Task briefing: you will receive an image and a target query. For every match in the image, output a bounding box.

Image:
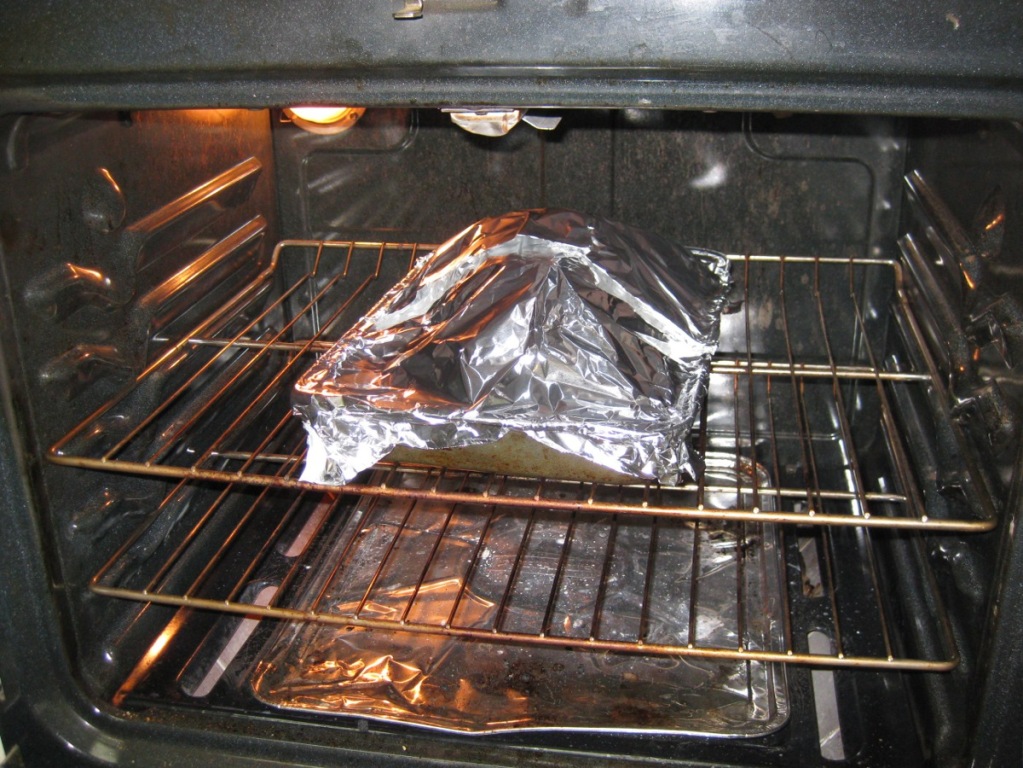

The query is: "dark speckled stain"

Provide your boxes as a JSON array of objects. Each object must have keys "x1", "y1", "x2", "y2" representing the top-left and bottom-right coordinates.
[
  {"x1": 503, "y1": 658, "x2": 561, "y2": 703},
  {"x1": 332, "y1": 36, "x2": 370, "y2": 62},
  {"x1": 564, "y1": 0, "x2": 589, "y2": 17}
]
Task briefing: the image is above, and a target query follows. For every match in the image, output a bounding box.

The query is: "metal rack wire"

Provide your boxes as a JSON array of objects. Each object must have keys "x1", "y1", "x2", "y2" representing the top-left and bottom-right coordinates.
[
  {"x1": 90, "y1": 459, "x2": 959, "y2": 671},
  {"x1": 73, "y1": 238, "x2": 973, "y2": 671},
  {"x1": 51, "y1": 239, "x2": 996, "y2": 531}
]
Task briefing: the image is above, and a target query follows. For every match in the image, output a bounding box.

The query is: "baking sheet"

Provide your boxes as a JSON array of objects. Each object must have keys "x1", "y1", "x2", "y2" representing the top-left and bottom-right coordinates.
[{"x1": 251, "y1": 457, "x2": 787, "y2": 736}]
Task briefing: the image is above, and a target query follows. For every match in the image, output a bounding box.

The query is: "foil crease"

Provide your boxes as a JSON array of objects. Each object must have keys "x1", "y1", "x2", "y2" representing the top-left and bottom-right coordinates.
[
  {"x1": 294, "y1": 209, "x2": 731, "y2": 485},
  {"x1": 250, "y1": 458, "x2": 787, "y2": 736}
]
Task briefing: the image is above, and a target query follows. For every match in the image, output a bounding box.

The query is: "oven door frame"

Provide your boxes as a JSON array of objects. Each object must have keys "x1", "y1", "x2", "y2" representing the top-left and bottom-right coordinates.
[{"x1": 0, "y1": 1, "x2": 1022, "y2": 119}]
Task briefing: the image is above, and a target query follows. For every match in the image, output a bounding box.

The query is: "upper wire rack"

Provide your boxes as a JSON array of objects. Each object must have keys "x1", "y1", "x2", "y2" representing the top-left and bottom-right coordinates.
[{"x1": 51, "y1": 239, "x2": 996, "y2": 531}]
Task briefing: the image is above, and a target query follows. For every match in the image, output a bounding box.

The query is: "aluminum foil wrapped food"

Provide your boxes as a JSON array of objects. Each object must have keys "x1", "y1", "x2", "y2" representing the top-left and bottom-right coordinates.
[{"x1": 294, "y1": 209, "x2": 731, "y2": 485}]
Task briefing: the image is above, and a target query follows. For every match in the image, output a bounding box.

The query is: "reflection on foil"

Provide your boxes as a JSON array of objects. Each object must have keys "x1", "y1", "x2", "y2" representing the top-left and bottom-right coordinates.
[
  {"x1": 250, "y1": 457, "x2": 787, "y2": 736},
  {"x1": 294, "y1": 209, "x2": 732, "y2": 486}
]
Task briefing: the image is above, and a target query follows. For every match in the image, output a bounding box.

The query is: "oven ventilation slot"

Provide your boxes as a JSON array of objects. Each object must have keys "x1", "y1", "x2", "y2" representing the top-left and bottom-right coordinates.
[
  {"x1": 51, "y1": 240, "x2": 995, "y2": 532},
  {"x1": 89, "y1": 468, "x2": 958, "y2": 672}
]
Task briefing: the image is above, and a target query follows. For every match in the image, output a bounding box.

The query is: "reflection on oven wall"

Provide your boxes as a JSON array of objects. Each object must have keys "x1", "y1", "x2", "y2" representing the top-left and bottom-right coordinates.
[{"x1": 0, "y1": 108, "x2": 281, "y2": 699}]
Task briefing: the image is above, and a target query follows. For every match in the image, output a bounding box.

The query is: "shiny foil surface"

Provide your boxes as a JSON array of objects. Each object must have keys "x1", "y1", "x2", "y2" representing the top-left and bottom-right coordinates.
[
  {"x1": 250, "y1": 458, "x2": 787, "y2": 735},
  {"x1": 294, "y1": 209, "x2": 731, "y2": 485}
]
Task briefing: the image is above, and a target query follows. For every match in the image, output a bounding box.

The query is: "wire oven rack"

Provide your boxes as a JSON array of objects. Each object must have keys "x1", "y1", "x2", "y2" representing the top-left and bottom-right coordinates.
[
  {"x1": 91, "y1": 465, "x2": 958, "y2": 672},
  {"x1": 51, "y1": 239, "x2": 996, "y2": 532}
]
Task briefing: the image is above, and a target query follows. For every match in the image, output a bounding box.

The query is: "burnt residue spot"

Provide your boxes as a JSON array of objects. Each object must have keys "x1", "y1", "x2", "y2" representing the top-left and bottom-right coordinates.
[
  {"x1": 473, "y1": 656, "x2": 563, "y2": 705},
  {"x1": 503, "y1": 658, "x2": 561, "y2": 704}
]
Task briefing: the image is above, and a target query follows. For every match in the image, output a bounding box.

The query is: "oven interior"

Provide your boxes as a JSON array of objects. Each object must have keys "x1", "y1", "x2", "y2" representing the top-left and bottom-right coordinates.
[{"x1": 0, "y1": 107, "x2": 1021, "y2": 766}]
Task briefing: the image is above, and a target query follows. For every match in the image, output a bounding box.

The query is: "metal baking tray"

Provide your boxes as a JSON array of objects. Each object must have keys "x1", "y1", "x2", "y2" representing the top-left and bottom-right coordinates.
[{"x1": 248, "y1": 457, "x2": 788, "y2": 735}]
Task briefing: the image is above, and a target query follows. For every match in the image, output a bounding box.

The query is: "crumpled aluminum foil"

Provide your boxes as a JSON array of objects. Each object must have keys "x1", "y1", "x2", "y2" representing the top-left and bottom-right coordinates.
[
  {"x1": 250, "y1": 458, "x2": 787, "y2": 736},
  {"x1": 294, "y1": 209, "x2": 731, "y2": 485}
]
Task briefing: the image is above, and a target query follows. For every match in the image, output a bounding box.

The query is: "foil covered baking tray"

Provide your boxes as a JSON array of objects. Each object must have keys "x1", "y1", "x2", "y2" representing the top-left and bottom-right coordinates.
[
  {"x1": 293, "y1": 209, "x2": 731, "y2": 486},
  {"x1": 250, "y1": 456, "x2": 787, "y2": 736}
]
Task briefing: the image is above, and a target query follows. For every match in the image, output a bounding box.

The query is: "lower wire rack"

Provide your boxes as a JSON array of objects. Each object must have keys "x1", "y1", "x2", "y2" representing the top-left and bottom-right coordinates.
[
  {"x1": 51, "y1": 240, "x2": 995, "y2": 531},
  {"x1": 91, "y1": 456, "x2": 959, "y2": 672}
]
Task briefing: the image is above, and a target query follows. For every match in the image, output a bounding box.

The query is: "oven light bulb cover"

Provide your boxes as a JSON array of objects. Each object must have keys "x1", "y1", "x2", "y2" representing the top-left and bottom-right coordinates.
[
  {"x1": 284, "y1": 106, "x2": 366, "y2": 134},
  {"x1": 445, "y1": 108, "x2": 562, "y2": 137}
]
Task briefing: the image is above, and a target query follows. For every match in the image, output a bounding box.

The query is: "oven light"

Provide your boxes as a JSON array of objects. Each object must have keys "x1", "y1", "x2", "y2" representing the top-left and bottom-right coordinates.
[
  {"x1": 284, "y1": 106, "x2": 365, "y2": 134},
  {"x1": 287, "y1": 106, "x2": 352, "y2": 124}
]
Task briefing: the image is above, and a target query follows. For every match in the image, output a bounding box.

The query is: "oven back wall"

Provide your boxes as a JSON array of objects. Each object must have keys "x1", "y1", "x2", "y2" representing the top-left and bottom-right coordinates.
[
  {"x1": 0, "y1": 108, "x2": 279, "y2": 696},
  {"x1": 273, "y1": 109, "x2": 905, "y2": 263}
]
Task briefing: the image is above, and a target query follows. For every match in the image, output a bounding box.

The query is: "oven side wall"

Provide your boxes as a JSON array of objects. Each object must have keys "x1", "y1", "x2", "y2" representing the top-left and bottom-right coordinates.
[
  {"x1": 906, "y1": 122, "x2": 1023, "y2": 768},
  {"x1": 0, "y1": 109, "x2": 282, "y2": 721}
]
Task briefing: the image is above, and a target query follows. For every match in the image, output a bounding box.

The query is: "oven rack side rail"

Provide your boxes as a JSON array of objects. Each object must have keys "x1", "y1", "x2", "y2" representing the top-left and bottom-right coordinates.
[
  {"x1": 91, "y1": 586, "x2": 956, "y2": 673},
  {"x1": 49, "y1": 239, "x2": 998, "y2": 532}
]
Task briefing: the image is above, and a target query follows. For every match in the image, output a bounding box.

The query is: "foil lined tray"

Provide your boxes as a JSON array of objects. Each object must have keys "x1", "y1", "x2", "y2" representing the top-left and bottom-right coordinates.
[{"x1": 250, "y1": 456, "x2": 787, "y2": 736}]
